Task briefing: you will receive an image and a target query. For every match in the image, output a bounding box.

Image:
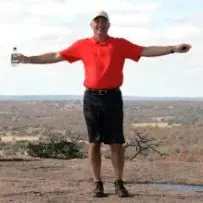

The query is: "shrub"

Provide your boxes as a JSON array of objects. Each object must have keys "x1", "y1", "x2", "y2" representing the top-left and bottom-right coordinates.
[{"x1": 27, "y1": 139, "x2": 86, "y2": 159}]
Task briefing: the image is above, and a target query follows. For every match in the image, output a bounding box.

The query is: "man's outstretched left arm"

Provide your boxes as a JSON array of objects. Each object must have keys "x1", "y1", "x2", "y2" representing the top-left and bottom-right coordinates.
[{"x1": 141, "y1": 44, "x2": 192, "y2": 57}]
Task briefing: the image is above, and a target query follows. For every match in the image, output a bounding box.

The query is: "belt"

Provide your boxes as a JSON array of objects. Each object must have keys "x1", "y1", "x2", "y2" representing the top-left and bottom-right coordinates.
[{"x1": 85, "y1": 87, "x2": 120, "y2": 95}]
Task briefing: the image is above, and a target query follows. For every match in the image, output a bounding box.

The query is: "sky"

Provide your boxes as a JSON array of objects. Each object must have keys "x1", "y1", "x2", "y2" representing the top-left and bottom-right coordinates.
[{"x1": 0, "y1": 0, "x2": 202, "y2": 97}]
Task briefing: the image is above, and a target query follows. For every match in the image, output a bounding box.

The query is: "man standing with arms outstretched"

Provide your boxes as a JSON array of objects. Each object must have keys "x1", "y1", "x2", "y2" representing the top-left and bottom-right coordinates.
[{"x1": 14, "y1": 10, "x2": 191, "y2": 198}]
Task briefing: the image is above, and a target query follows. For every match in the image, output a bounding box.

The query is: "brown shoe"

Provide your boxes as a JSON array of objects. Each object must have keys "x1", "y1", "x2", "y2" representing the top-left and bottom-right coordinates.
[
  {"x1": 114, "y1": 180, "x2": 130, "y2": 197},
  {"x1": 92, "y1": 180, "x2": 105, "y2": 197}
]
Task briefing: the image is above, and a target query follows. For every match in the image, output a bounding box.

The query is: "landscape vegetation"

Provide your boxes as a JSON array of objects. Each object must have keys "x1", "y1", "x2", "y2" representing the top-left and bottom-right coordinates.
[{"x1": 0, "y1": 97, "x2": 202, "y2": 202}]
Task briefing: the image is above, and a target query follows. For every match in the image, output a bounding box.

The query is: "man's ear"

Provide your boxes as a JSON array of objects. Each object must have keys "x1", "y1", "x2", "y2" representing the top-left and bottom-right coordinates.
[
  {"x1": 90, "y1": 21, "x2": 93, "y2": 28},
  {"x1": 107, "y1": 21, "x2": 110, "y2": 29}
]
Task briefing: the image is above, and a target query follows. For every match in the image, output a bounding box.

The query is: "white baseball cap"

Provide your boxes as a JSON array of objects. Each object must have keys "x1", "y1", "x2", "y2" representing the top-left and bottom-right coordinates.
[{"x1": 92, "y1": 10, "x2": 109, "y2": 21}]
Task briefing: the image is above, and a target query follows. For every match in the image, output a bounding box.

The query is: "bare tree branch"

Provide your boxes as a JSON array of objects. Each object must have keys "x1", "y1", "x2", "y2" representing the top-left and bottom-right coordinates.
[{"x1": 124, "y1": 131, "x2": 169, "y2": 160}]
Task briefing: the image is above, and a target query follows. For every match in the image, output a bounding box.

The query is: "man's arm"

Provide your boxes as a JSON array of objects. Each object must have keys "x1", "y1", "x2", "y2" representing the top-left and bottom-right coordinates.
[
  {"x1": 141, "y1": 44, "x2": 191, "y2": 57},
  {"x1": 15, "y1": 40, "x2": 82, "y2": 64},
  {"x1": 15, "y1": 52, "x2": 64, "y2": 64}
]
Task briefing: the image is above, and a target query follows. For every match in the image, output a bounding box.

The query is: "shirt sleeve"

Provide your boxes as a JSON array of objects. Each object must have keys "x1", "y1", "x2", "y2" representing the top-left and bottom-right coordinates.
[
  {"x1": 58, "y1": 40, "x2": 82, "y2": 63},
  {"x1": 119, "y1": 38, "x2": 144, "y2": 62}
]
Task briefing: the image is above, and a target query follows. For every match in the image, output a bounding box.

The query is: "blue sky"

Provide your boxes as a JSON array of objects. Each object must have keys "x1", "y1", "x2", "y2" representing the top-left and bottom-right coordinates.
[{"x1": 0, "y1": 0, "x2": 202, "y2": 97}]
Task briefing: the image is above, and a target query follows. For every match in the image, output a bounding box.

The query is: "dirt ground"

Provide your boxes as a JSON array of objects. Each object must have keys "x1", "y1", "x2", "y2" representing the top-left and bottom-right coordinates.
[{"x1": 0, "y1": 158, "x2": 202, "y2": 203}]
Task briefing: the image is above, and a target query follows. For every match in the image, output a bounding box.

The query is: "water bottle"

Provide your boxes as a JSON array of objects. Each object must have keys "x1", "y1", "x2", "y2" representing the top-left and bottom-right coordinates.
[{"x1": 11, "y1": 47, "x2": 19, "y2": 67}]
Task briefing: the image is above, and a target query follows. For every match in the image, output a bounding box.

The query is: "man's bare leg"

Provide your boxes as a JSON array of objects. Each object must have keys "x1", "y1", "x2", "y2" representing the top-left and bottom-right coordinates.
[
  {"x1": 110, "y1": 143, "x2": 124, "y2": 180},
  {"x1": 110, "y1": 143, "x2": 129, "y2": 197},
  {"x1": 89, "y1": 142, "x2": 102, "y2": 180},
  {"x1": 89, "y1": 142, "x2": 105, "y2": 197}
]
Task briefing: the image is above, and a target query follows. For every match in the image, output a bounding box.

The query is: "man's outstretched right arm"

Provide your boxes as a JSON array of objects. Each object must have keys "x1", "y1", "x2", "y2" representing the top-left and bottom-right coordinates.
[
  {"x1": 16, "y1": 40, "x2": 83, "y2": 64},
  {"x1": 15, "y1": 52, "x2": 64, "y2": 64}
]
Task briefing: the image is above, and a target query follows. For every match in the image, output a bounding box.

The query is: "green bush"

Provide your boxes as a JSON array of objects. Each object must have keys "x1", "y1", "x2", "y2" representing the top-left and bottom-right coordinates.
[{"x1": 27, "y1": 139, "x2": 86, "y2": 159}]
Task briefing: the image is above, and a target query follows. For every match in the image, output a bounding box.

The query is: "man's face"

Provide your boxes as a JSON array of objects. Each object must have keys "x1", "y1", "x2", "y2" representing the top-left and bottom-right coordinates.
[{"x1": 91, "y1": 16, "x2": 110, "y2": 36}]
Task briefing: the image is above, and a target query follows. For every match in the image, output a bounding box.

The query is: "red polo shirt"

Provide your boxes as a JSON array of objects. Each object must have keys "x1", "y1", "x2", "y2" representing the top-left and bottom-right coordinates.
[{"x1": 59, "y1": 36, "x2": 143, "y2": 89}]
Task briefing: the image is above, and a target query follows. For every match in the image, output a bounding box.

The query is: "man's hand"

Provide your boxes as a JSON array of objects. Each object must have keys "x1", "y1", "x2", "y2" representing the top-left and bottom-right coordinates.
[
  {"x1": 13, "y1": 53, "x2": 30, "y2": 63},
  {"x1": 173, "y1": 44, "x2": 192, "y2": 53}
]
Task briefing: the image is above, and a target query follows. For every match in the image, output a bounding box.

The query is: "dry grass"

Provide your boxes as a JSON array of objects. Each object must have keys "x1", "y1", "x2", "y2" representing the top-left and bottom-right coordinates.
[{"x1": 1, "y1": 135, "x2": 39, "y2": 142}]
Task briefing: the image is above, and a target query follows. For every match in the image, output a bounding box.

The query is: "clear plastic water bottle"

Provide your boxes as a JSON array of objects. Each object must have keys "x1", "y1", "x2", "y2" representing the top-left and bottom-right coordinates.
[{"x1": 11, "y1": 47, "x2": 19, "y2": 67}]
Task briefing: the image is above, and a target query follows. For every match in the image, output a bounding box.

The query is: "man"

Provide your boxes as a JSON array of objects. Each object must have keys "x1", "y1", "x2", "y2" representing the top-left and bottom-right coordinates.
[{"x1": 14, "y1": 10, "x2": 191, "y2": 198}]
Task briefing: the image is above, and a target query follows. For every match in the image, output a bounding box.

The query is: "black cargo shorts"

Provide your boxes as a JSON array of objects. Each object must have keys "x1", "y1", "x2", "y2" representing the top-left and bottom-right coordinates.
[{"x1": 83, "y1": 88, "x2": 125, "y2": 144}]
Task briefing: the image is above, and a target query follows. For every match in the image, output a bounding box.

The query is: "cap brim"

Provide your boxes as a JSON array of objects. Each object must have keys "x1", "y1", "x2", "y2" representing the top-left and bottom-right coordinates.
[{"x1": 93, "y1": 15, "x2": 109, "y2": 20}]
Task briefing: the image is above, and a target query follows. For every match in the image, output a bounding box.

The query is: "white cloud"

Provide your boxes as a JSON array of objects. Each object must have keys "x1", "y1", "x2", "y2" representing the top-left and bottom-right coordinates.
[
  {"x1": 133, "y1": 1, "x2": 162, "y2": 12},
  {"x1": 1, "y1": 24, "x2": 73, "y2": 42},
  {"x1": 163, "y1": 25, "x2": 201, "y2": 40},
  {"x1": 0, "y1": 0, "x2": 203, "y2": 96},
  {"x1": 110, "y1": 14, "x2": 152, "y2": 27}
]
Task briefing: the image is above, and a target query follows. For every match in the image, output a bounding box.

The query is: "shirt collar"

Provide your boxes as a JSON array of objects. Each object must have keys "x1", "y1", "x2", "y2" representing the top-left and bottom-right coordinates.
[{"x1": 90, "y1": 35, "x2": 111, "y2": 45}]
